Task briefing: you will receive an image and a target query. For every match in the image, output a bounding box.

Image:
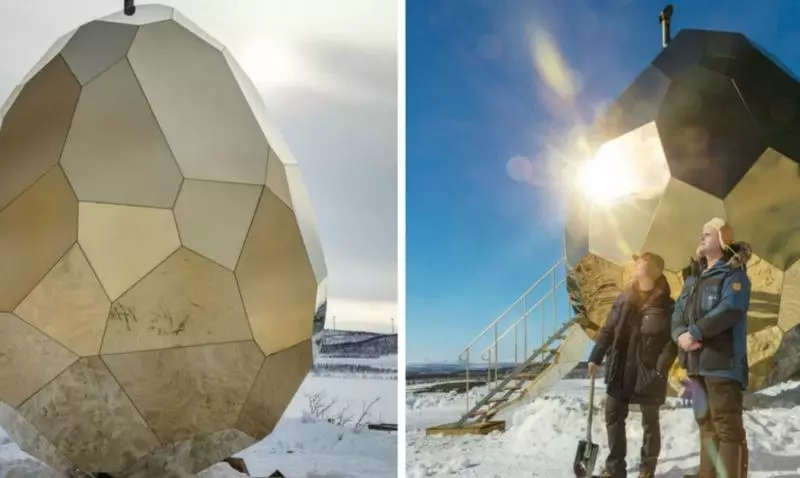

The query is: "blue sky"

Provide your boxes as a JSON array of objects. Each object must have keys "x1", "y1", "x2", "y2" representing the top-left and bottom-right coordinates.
[{"x1": 406, "y1": 0, "x2": 800, "y2": 363}]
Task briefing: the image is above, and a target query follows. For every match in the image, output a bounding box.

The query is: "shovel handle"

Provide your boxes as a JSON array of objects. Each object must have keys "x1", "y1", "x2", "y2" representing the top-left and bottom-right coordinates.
[{"x1": 586, "y1": 374, "x2": 595, "y2": 444}]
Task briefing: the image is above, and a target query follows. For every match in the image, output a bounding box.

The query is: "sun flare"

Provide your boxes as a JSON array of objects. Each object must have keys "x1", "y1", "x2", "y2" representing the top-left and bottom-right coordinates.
[
  {"x1": 575, "y1": 123, "x2": 672, "y2": 207},
  {"x1": 577, "y1": 145, "x2": 636, "y2": 206}
]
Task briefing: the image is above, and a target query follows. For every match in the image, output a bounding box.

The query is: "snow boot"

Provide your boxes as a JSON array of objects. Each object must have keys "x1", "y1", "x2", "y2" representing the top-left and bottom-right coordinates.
[
  {"x1": 597, "y1": 470, "x2": 624, "y2": 478},
  {"x1": 683, "y1": 427, "x2": 720, "y2": 478},
  {"x1": 717, "y1": 439, "x2": 748, "y2": 478}
]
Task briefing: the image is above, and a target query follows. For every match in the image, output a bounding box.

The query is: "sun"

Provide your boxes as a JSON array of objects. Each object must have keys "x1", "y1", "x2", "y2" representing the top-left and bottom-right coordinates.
[
  {"x1": 577, "y1": 142, "x2": 637, "y2": 206},
  {"x1": 573, "y1": 122, "x2": 673, "y2": 207}
]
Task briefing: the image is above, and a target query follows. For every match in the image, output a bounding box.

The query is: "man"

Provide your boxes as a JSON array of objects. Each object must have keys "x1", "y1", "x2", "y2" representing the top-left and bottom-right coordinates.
[
  {"x1": 588, "y1": 252, "x2": 678, "y2": 478},
  {"x1": 671, "y1": 217, "x2": 751, "y2": 478}
]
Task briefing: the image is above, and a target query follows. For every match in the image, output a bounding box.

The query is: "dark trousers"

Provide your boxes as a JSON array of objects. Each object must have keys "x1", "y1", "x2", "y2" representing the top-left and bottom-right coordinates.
[
  {"x1": 604, "y1": 394, "x2": 661, "y2": 476},
  {"x1": 691, "y1": 375, "x2": 748, "y2": 478}
]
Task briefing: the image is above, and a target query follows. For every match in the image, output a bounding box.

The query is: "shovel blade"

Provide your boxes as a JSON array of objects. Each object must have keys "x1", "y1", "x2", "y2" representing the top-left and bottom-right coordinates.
[{"x1": 572, "y1": 439, "x2": 599, "y2": 477}]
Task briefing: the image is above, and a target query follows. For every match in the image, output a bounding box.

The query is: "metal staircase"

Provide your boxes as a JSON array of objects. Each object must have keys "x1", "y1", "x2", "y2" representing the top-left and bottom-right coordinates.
[{"x1": 428, "y1": 256, "x2": 591, "y2": 435}]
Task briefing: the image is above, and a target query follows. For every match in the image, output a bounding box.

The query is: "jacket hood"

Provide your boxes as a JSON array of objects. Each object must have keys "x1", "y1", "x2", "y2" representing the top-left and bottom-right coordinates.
[
  {"x1": 686, "y1": 240, "x2": 752, "y2": 275},
  {"x1": 726, "y1": 241, "x2": 752, "y2": 269}
]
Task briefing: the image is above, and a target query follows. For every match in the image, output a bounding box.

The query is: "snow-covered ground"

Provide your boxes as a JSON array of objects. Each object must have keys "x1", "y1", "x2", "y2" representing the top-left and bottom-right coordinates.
[
  {"x1": 0, "y1": 355, "x2": 397, "y2": 478},
  {"x1": 236, "y1": 373, "x2": 397, "y2": 477},
  {"x1": 406, "y1": 378, "x2": 800, "y2": 478}
]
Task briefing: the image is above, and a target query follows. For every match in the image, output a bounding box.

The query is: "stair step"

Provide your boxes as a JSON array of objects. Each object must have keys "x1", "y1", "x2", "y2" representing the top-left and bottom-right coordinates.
[
  {"x1": 496, "y1": 391, "x2": 519, "y2": 397},
  {"x1": 504, "y1": 385, "x2": 522, "y2": 391},
  {"x1": 529, "y1": 348, "x2": 558, "y2": 358},
  {"x1": 450, "y1": 260, "x2": 580, "y2": 430}
]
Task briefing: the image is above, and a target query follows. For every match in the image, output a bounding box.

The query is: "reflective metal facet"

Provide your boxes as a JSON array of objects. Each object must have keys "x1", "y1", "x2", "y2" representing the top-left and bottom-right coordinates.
[{"x1": 567, "y1": 28, "x2": 800, "y2": 392}]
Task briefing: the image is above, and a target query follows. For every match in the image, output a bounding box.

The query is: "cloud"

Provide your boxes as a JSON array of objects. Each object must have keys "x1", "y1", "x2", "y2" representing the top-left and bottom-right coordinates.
[
  {"x1": 326, "y1": 297, "x2": 397, "y2": 334},
  {"x1": 256, "y1": 85, "x2": 397, "y2": 305},
  {"x1": 0, "y1": 0, "x2": 397, "y2": 329}
]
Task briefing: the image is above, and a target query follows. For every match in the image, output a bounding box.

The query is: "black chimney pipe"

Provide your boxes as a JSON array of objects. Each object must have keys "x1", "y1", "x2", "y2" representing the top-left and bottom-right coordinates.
[
  {"x1": 659, "y1": 5, "x2": 674, "y2": 48},
  {"x1": 124, "y1": 0, "x2": 136, "y2": 16}
]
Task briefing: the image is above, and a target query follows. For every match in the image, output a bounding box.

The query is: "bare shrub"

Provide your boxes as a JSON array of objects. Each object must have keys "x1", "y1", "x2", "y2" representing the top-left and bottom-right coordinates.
[
  {"x1": 353, "y1": 397, "x2": 381, "y2": 433},
  {"x1": 302, "y1": 391, "x2": 337, "y2": 423},
  {"x1": 302, "y1": 390, "x2": 382, "y2": 434}
]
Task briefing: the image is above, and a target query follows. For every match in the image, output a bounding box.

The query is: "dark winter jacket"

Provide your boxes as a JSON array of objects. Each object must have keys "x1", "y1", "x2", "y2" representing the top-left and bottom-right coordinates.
[
  {"x1": 588, "y1": 275, "x2": 678, "y2": 405},
  {"x1": 671, "y1": 243, "x2": 752, "y2": 390}
]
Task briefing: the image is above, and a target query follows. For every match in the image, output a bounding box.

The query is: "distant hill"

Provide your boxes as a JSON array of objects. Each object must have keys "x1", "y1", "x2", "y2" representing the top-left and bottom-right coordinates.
[
  {"x1": 406, "y1": 360, "x2": 602, "y2": 383},
  {"x1": 317, "y1": 329, "x2": 398, "y2": 358}
]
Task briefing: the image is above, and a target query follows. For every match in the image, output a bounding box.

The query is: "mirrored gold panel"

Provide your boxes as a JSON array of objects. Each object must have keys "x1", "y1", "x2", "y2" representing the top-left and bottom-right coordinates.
[
  {"x1": 566, "y1": 254, "x2": 625, "y2": 341},
  {"x1": 223, "y1": 49, "x2": 298, "y2": 166},
  {"x1": 128, "y1": 21, "x2": 268, "y2": 184},
  {"x1": 747, "y1": 325, "x2": 783, "y2": 391},
  {"x1": 640, "y1": 178, "x2": 727, "y2": 271},
  {"x1": 570, "y1": 122, "x2": 672, "y2": 266},
  {"x1": 119, "y1": 428, "x2": 256, "y2": 477},
  {"x1": 770, "y1": 326, "x2": 800, "y2": 385},
  {"x1": 15, "y1": 244, "x2": 110, "y2": 357},
  {"x1": 266, "y1": 150, "x2": 293, "y2": 209},
  {"x1": 725, "y1": 148, "x2": 800, "y2": 271},
  {"x1": 173, "y1": 180, "x2": 262, "y2": 271},
  {"x1": 588, "y1": 196, "x2": 661, "y2": 266},
  {"x1": 236, "y1": 190, "x2": 317, "y2": 356},
  {"x1": 103, "y1": 341, "x2": 264, "y2": 443},
  {"x1": 0, "y1": 57, "x2": 79, "y2": 212},
  {"x1": 78, "y1": 202, "x2": 180, "y2": 301},
  {"x1": 744, "y1": 254, "x2": 782, "y2": 335},
  {"x1": 0, "y1": 402, "x2": 76, "y2": 473},
  {"x1": 779, "y1": 261, "x2": 800, "y2": 332},
  {"x1": 18, "y1": 357, "x2": 159, "y2": 473},
  {"x1": 0, "y1": 166, "x2": 78, "y2": 311},
  {"x1": 285, "y1": 164, "x2": 328, "y2": 285},
  {"x1": 0, "y1": 313, "x2": 77, "y2": 407},
  {"x1": 172, "y1": 10, "x2": 224, "y2": 51},
  {"x1": 236, "y1": 340, "x2": 312, "y2": 438},
  {"x1": 61, "y1": 21, "x2": 138, "y2": 85},
  {"x1": 9, "y1": 29, "x2": 77, "y2": 101},
  {"x1": 101, "y1": 247, "x2": 253, "y2": 354},
  {"x1": 60, "y1": 60, "x2": 183, "y2": 208}
]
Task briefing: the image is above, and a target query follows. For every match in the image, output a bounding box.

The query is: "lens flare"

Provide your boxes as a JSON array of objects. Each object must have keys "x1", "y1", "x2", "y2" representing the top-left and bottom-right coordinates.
[
  {"x1": 575, "y1": 123, "x2": 671, "y2": 206},
  {"x1": 577, "y1": 145, "x2": 636, "y2": 205}
]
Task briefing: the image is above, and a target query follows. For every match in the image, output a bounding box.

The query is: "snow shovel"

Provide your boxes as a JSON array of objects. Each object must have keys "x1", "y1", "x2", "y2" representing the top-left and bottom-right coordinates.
[{"x1": 572, "y1": 374, "x2": 600, "y2": 477}]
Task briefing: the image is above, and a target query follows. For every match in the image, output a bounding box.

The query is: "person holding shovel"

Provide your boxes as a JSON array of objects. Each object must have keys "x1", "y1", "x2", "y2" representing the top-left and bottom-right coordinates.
[{"x1": 587, "y1": 252, "x2": 678, "y2": 478}]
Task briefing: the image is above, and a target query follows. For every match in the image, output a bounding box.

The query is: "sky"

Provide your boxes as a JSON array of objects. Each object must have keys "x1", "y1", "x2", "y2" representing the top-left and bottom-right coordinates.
[
  {"x1": 406, "y1": 0, "x2": 800, "y2": 363},
  {"x1": 0, "y1": 0, "x2": 397, "y2": 334}
]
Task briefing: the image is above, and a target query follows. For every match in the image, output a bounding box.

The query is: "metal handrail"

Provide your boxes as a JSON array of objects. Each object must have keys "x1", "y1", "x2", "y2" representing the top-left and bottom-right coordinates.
[
  {"x1": 460, "y1": 256, "x2": 567, "y2": 412},
  {"x1": 479, "y1": 277, "x2": 566, "y2": 360},
  {"x1": 457, "y1": 256, "x2": 565, "y2": 361},
  {"x1": 457, "y1": 317, "x2": 580, "y2": 426}
]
